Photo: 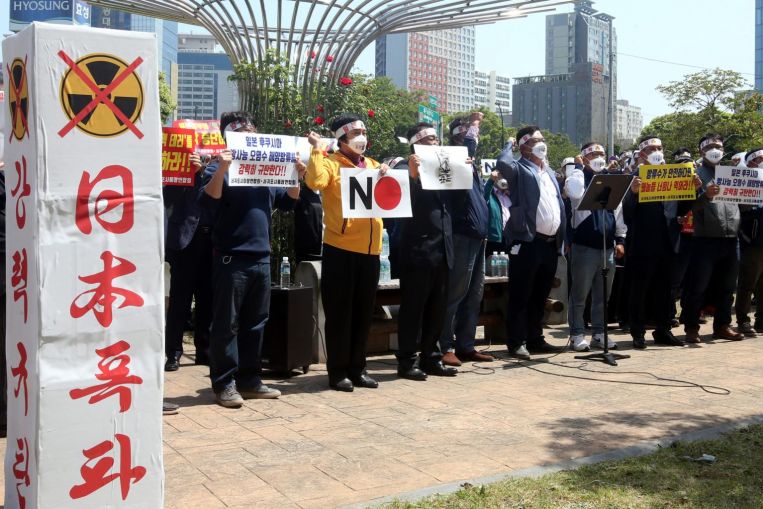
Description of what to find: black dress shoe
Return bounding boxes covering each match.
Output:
[164,356,180,372]
[421,361,458,377]
[351,373,379,388]
[526,340,565,354]
[397,367,428,381]
[653,329,685,346]
[330,378,354,392]
[508,344,531,360]
[632,336,647,349]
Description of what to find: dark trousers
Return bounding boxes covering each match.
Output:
[506,237,559,348]
[209,254,270,393]
[396,261,448,369]
[321,244,380,383]
[735,245,763,325]
[669,236,692,320]
[680,237,739,329]
[165,229,213,360]
[628,255,672,338]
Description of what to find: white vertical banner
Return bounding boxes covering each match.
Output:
[3,23,164,509]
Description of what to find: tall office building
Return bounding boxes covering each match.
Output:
[615,100,643,148]
[375,27,475,114]
[176,36,239,120]
[474,70,511,120]
[756,0,763,92]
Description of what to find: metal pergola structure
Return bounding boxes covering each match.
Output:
[86,0,575,118]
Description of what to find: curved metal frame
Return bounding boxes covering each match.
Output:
[86,0,573,119]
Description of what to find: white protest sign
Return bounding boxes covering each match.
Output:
[4,24,164,508]
[227,131,300,187]
[295,136,337,164]
[413,144,472,190]
[714,165,763,205]
[340,168,412,218]
[482,158,497,177]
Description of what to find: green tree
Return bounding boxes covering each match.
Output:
[158,72,176,124]
[443,108,515,163]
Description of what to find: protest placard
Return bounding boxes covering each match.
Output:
[638,163,696,202]
[714,165,763,205]
[226,131,299,187]
[4,23,164,508]
[413,144,472,190]
[295,136,337,164]
[340,168,412,218]
[173,118,226,156]
[481,158,497,177]
[162,127,196,186]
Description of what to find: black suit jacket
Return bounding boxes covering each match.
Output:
[163,171,209,252]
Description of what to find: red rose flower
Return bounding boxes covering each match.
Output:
[310,50,316,59]
[284,120,293,128]
[316,104,324,113]
[326,55,334,62]
[367,109,375,118]
[314,116,324,125]
[339,77,353,86]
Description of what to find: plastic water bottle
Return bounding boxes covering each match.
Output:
[488,251,498,276]
[500,251,509,277]
[381,228,390,257]
[280,257,291,288]
[379,256,391,282]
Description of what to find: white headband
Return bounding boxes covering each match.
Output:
[638,138,662,151]
[746,150,763,164]
[409,128,438,145]
[224,120,254,133]
[519,131,542,146]
[700,138,723,150]
[452,125,468,136]
[581,144,605,157]
[334,120,366,139]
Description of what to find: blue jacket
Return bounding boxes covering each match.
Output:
[163,170,213,252]
[201,161,296,262]
[496,148,566,250]
[447,168,489,240]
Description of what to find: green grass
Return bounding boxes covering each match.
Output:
[383,425,763,509]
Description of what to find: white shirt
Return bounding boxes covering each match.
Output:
[532,161,562,236]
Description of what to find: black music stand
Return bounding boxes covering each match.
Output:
[574,173,633,366]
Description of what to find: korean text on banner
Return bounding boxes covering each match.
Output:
[3,23,164,509]
[340,168,412,218]
[638,163,696,203]
[413,144,472,190]
[162,127,196,186]
[226,131,299,187]
[173,118,226,156]
[714,165,763,206]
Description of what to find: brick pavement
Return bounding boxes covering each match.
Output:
[2,323,763,508]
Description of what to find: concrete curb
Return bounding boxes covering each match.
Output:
[342,414,763,509]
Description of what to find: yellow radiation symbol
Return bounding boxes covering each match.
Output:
[8,58,29,141]
[59,53,144,138]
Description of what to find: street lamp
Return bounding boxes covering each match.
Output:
[495,102,506,147]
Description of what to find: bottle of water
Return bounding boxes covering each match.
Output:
[500,251,509,277]
[280,257,291,288]
[379,256,391,283]
[381,228,390,257]
[488,251,498,276]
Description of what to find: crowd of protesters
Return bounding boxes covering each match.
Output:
[160,109,761,409]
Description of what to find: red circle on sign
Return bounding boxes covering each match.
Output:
[374,176,402,210]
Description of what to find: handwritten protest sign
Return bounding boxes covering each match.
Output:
[481,158,497,177]
[162,127,196,186]
[226,132,299,187]
[340,168,412,218]
[714,165,763,205]
[638,163,695,202]
[413,144,472,190]
[173,119,226,156]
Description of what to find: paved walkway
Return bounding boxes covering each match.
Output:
[3,323,763,508]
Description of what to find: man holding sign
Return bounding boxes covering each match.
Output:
[202,112,304,408]
[735,149,763,336]
[680,133,744,343]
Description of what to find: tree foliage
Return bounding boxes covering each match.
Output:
[158,72,176,124]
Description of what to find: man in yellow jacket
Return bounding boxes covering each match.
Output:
[306,115,389,392]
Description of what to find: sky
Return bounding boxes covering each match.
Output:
[0,0,755,125]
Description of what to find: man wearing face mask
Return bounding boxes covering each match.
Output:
[564,142,626,352]
[306,115,389,392]
[734,149,763,336]
[496,125,566,360]
[680,133,744,342]
[623,136,690,349]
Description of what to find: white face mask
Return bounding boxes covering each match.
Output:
[347,135,367,155]
[589,157,606,173]
[705,148,723,164]
[531,142,548,160]
[647,151,665,165]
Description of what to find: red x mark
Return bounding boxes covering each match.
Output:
[57,51,144,139]
[6,58,29,142]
